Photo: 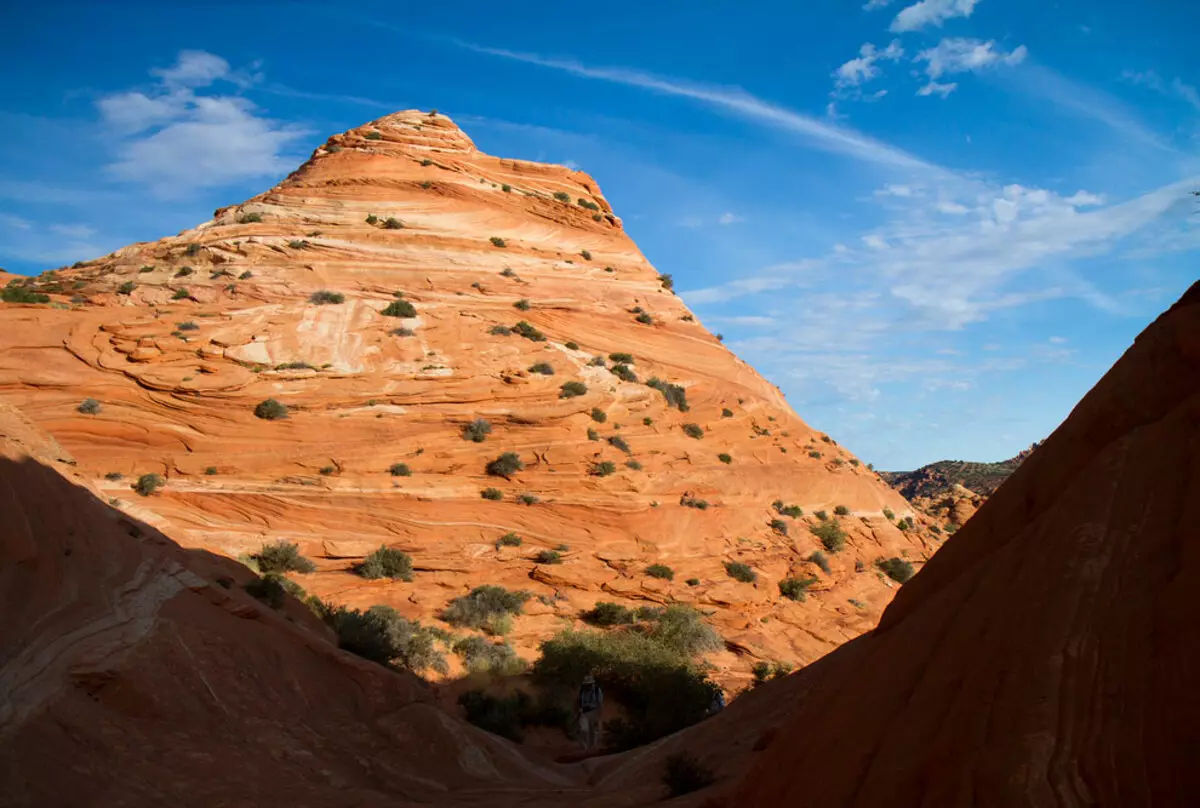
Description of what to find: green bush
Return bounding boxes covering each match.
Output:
[490,236,506,247]
[647,378,689,412]
[663,752,715,798]
[528,361,554,375]
[513,321,546,341]
[560,381,588,398]
[244,572,304,609]
[774,500,803,518]
[481,487,503,501]
[319,466,335,476]
[489,324,512,336]
[878,557,915,583]
[177,321,199,331]
[204,466,217,476]
[607,435,631,453]
[811,520,847,553]
[133,473,164,496]
[453,637,526,676]
[238,270,253,280]
[382,217,403,230]
[354,545,413,581]
[882,506,895,520]
[626,459,642,471]
[322,604,448,674]
[564,341,579,350]
[517,493,539,505]
[639,562,675,582]
[364,130,383,140]
[172,288,190,300]
[814,510,828,521]
[582,601,635,626]
[105,472,123,481]
[532,628,720,751]
[77,398,101,415]
[534,549,563,564]
[443,585,530,634]
[751,660,794,686]
[462,418,492,442]
[237,212,262,223]
[769,518,788,535]
[310,290,344,305]
[680,497,709,510]
[254,398,289,420]
[635,312,653,325]
[580,250,592,260]
[117,281,136,295]
[721,407,734,418]
[808,450,822,459]
[834,505,850,516]
[718,453,732,464]
[553,191,570,202]
[390,326,414,336]
[500,266,517,278]
[501,183,512,192]
[366,213,379,224]
[486,452,523,478]
[724,561,756,583]
[175,266,194,277]
[682,423,704,439]
[513,298,531,311]
[1,285,51,304]
[496,532,522,548]
[381,298,416,318]
[591,461,617,477]
[256,540,316,574]
[779,576,819,602]
[578,198,600,211]
[808,550,831,574]
[388,462,412,477]
[457,688,561,741]
[686,577,700,586]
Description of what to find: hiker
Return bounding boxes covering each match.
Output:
[577,674,604,750]
[708,688,725,716]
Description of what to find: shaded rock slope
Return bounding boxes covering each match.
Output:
[0,111,936,685]
[732,281,1200,806]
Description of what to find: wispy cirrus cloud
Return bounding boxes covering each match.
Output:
[453,41,944,175]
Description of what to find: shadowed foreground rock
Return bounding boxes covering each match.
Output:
[733,280,1200,807]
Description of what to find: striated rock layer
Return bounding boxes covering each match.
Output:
[734,281,1200,806]
[0,111,935,685]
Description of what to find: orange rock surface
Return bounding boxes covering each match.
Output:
[732,281,1200,805]
[0,110,935,687]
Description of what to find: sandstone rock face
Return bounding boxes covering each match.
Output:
[0,111,934,686]
[734,281,1200,806]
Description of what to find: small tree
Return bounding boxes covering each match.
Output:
[254,398,289,420]
[487,452,523,478]
[355,546,413,580]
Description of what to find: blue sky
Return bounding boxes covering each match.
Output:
[2,0,1197,469]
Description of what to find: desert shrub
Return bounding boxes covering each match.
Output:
[382,299,416,317]
[486,452,523,477]
[626,459,642,471]
[323,605,448,674]
[769,518,788,535]
[501,183,512,192]
[646,377,689,412]
[607,435,631,453]
[721,407,734,418]
[686,578,700,586]
[354,546,413,580]
[204,466,217,476]
[580,250,592,261]
[255,540,316,574]
[237,212,262,223]
[878,557,915,583]
[591,461,617,477]
[814,510,828,521]
[882,506,895,520]
[718,453,732,464]
[639,605,721,656]
[443,585,530,634]
[365,213,379,224]
[310,290,344,305]
[238,270,253,280]
[559,381,587,398]
[177,321,199,331]
[582,601,635,626]
[635,312,653,325]
[133,473,164,496]
[481,487,503,501]
[898,516,916,531]
[117,281,136,295]
[500,266,517,278]
[682,423,704,439]
[421,158,434,166]
[513,321,546,341]
[578,198,600,210]
[453,637,526,676]
[639,562,674,582]
[489,324,512,336]
[1,285,51,304]
[172,288,190,300]
[319,466,335,476]
[587,428,600,441]
[724,561,756,583]
[287,239,310,249]
[382,217,403,230]
[496,532,523,548]
[834,505,850,516]
[534,549,563,564]
[564,341,579,350]
[528,361,554,375]
[774,501,803,518]
[606,352,633,364]
[388,462,412,477]
[517,493,539,505]
[553,191,570,202]
[588,407,607,424]
[808,550,831,574]
[462,418,492,443]
[244,573,302,609]
[811,520,847,553]
[663,752,715,798]
[175,266,195,277]
[254,398,289,420]
[513,298,531,311]
[490,236,506,248]
[105,472,123,481]
[457,688,561,741]
[808,450,822,459]
[390,326,414,336]
[77,398,101,415]
[778,576,819,602]
[532,629,720,751]
[364,130,383,140]
[680,497,709,510]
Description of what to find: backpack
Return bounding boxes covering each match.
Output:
[580,683,601,711]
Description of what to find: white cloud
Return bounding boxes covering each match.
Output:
[891,0,982,32]
[916,38,1027,79]
[863,233,890,249]
[718,212,744,225]
[97,51,309,196]
[1065,190,1105,207]
[1048,336,1068,344]
[0,213,32,230]
[936,199,970,214]
[833,40,904,91]
[918,81,958,98]
[1122,69,1200,113]
[864,0,894,9]
[49,224,97,239]
[457,41,944,175]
